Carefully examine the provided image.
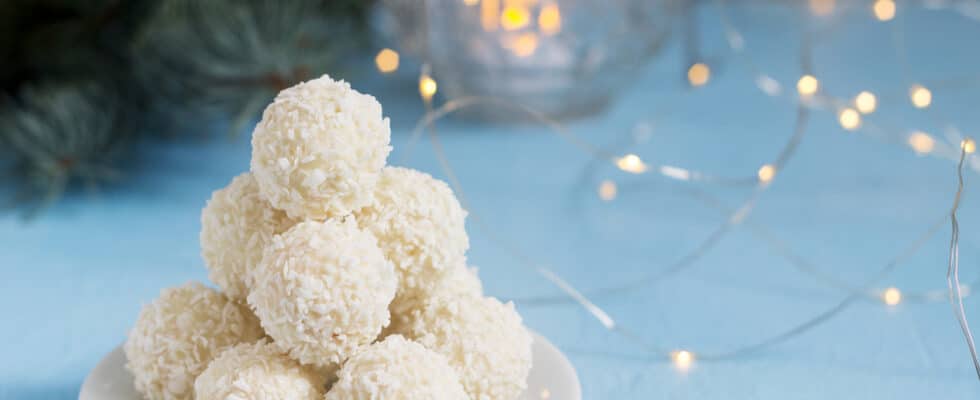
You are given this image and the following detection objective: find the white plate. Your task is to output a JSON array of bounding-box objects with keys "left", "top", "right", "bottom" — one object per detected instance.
[{"left": 79, "top": 332, "right": 580, "bottom": 400}]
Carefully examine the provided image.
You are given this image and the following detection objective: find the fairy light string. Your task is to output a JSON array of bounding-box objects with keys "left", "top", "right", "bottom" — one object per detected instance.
[
  {"left": 948, "top": 147, "right": 980, "bottom": 379},
  {"left": 393, "top": 0, "right": 980, "bottom": 373}
]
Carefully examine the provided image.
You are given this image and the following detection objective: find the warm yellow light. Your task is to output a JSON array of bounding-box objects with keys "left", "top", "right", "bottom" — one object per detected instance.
[
  {"left": 883, "top": 287, "right": 902, "bottom": 305},
  {"left": 910, "top": 84, "right": 932, "bottom": 108},
  {"left": 838, "top": 108, "right": 861, "bottom": 131},
  {"left": 503, "top": 32, "right": 539, "bottom": 57},
  {"left": 616, "top": 154, "right": 648, "bottom": 174},
  {"left": 854, "top": 91, "right": 877, "bottom": 114},
  {"left": 873, "top": 0, "right": 896, "bottom": 21},
  {"left": 540, "top": 388, "right": 551, "bottom": 399},
  {"left": 963, "top": 138, "right": 976, "bottom": 154},
  {"left": 463, "top": 0, "right": 479, "bottom": 5},
  {"left": 374, "top": 48, "right": 399, "bottom": 74},
  {"left": 797, "top": 74, "right": 819, "bottom": 96},
  {"left": 598, "top": 180, "right": 617, "bottom": 201},
  {"left": 672, "top": 350, "right": 694, "bottom": 370},
  {"left": 538, "top": 3, "right": 561, "bottom": 35},
  {"left": 501, "top": 5, "right": 531, "bottom": 30},
  {"left": 809, "top": 0, "right": 835, "bottom": 16},
  {"left": 419, "top": 75, "right": 438, "bottom": 101},
  {"left": 687, "top": 62, "right": 711, "bottom": 87},
  {"left": 908, "top": 131, "right": 935, "bottom": 154},
  {"left": 757, "top": 164, "right": 776, "bottom": 183},
  {"left": 481, "top": 0, "right": 500, "bottom": 31}
]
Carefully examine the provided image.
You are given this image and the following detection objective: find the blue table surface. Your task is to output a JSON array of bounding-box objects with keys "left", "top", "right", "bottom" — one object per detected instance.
[{"left": 4, "top": 4, "right": 980, "bottom": 399}]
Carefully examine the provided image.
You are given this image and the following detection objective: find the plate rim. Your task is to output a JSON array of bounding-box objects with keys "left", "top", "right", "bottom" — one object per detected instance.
[{"left": 79, "top": 331, "right": 581, "bottom": 400}]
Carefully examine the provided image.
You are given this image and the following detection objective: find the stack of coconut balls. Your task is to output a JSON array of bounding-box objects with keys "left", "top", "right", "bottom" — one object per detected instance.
[{"left": 123, "top": 75, "right": 532, "bottom": 400}]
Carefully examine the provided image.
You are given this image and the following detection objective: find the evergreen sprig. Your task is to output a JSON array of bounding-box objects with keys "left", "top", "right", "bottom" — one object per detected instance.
[
  {"left": 0, "top": 0, "right": 374, "bottom": 213},
  {"left": 1, "top": 81, "right": 128, "bottom": 210}
]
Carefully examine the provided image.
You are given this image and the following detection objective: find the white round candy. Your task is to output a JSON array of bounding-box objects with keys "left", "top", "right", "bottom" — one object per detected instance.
[
  {"left": 200, "top": 172, "right": 294, "bottom": 300},
  {"left": 355, "top": 166, "right": 469, "bottom": 317},
  {"left": 401, "top": 296, "right": 532, "bottom": 400},
  {"left": 124, "top": 282, "right": 264, "bottom": 400},
  {"left": 194, "top": 339, "right": 325, "bottom": 400},
  {"left": 250, "top": 75, "right": 391, "bottom": 220},
  {"left": 247, "top": 218, "right": 396, "bottom": 374},
  {"left": 385, "top": 263, "right": 483, "bottom": 336},
  {"left": 325, "top": 335, "right": 468, "bottom": 400}
]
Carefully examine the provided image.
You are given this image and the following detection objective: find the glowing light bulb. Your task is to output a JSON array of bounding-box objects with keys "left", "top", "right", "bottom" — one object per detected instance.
[
  {"left": 672, "top": 350, "right": 694, "bottom": 370},
  {"left": 374, "top": 48, "right": 399, "bottom": 74},
  {"left": 481, "top": 0, "right": 500, "bottom": 31},
  {"left": 501, "top": 5, "right": 530, "bottom": 30},
  {"left": 504, "top": 32, "right": 539, "bottom": 57},
  {"left": 838, "top": 108, "right": 861, "bottom": 131},
  {"left": 810, "top": 0, "right": 835, "bottom": 16},
  {"left": 883, "top": 287, "right": 902, "bottom": 305},
  {"left": 538, "top": 3, "right": 561, "bottom": 35},
  {"left": 757, "top": 164, "right": 776, "bottom": 183},
  {"left": 687, "top": 62, "right": 711, "bottom": 87},
  {"left": 419, "top": 75, "right": 438, "bottom": 101},
  {"left": 909, "top": 84, "right": 932, "bottom": 108},
  {"left": 873, "top": 0, "right": 896, "bottom": 21},
  {"left": 963, "top": 138, "right": 976, "bottom": 154},
  {"left": 598, "top": 180, "right": 617, "bottom": 201},
  {"left": 908, "top": 131, "right": 935, "bottom": 154},
  {"left": 616, "top": 154, "right": 648, "bottom": 174},
  {"left": 854, "top": 91, "right": 877, "bottom": 114},
  {"left": 797, "top": 74, "right": 819, "bottom": 96}
]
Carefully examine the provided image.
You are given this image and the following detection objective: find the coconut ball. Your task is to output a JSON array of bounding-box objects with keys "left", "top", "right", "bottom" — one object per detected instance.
[
  {"left": 355, "top": 166, "right": 469, "bottom": 316},
  {"left": 325, "top": 335, "right": 468, "bottom": 400},
  {"left": 401, "top": 296, "right": 532, "bottom": 400},
  {"left": 385, "top": 264, "right": 483, "bottom": 336},
  {"left": 124, "top": 282, "right": 264, "bottom": 400},
  {"left": 194, "top": 339, "right": 325, "bottom": 400},
  {"left": 247, "top": 218, "right": 396, "bottom": 374},
  {"left": 250, "top": 75, "right": 391, "bottom": 220},
  {"left": 200, "top": 172, "right": 295, "bottom": 300},
  {"left": 436, "top": 265, "right": 483, "bottom": 299}
]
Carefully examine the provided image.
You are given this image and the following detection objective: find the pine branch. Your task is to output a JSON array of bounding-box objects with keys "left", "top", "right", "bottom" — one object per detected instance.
[
  {"left": 132, "top": 0, "right": 371, "bottom": 135},
  {"left": 0, "top": 80, "right": 129, "bottom": 212}
]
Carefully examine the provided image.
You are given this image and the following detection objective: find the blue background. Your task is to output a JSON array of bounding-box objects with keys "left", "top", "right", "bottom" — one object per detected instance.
[{"left": 4, "top": 3, "right": 980, "bottom": 399}]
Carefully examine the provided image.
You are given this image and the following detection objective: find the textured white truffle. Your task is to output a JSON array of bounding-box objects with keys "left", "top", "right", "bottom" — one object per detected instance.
[
  {"left": 124, "top": 282, "right": 264, "bottom": 400},
  {"left": 247, "top": 218, "right": 396, "bottom": 374},
  {"left": 386, "top": 264, "right": 483, "bottom": 336},
  {"left": 194, "top": 339, "right": 325, "bottom": 400},
  {"left": 325, "top": 335, "right": 468, "bottom": 400},
  {"left": 355, "top": 166, "right": 469, "bottom": 316},
  {"left": 200, "top": 172, "right": 295, "bottom": 300},
  {"left": 400, "top": 296, "right": 532, "bottom": 400},
  {"left": 250, "top": 75, "right": 391, "bottom": 220}
]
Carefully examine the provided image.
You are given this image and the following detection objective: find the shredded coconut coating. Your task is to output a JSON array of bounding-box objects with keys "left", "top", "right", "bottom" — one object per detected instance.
[
  {"left": 386, "top": 264, "right": 483, "bottom": 336},
  {"left": 200, "top": 172, "right": 295, "bottom": 300},
  {"left": 250, "top": 75, "right": 391, "bottom": 220},
  {"left": 401, "top": 296, "right": 532, "bottom": 400},
  {"left": 325, "top": 335, "right": 468, "bottom": 400},
  {"left": 247, "top": 218, "right": 396, "bottom": 374},
  {"left": 194, "top": 339, "right": 325, "bottom": 400},
  {"left": 124, "top": 282, "right": 265, "bottom": 400},
  {"left": 355, "top": 166, "right": 469, "bottom": 317}
]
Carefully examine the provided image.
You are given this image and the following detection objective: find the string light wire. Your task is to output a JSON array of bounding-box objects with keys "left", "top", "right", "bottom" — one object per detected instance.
[
  {"left": 396, "top": 0, "right": 980, "bottom": 374},
  {"left": 948, "top": 148, "right": 980, "bottom": 379}
]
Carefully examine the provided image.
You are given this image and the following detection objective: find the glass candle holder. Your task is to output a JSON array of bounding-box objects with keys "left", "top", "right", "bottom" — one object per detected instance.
[{"left": 424, "top": 0, "right": 679, "bottom": 121}]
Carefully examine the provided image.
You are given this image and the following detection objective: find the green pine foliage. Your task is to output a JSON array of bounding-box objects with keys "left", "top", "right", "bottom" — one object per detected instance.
[
  {"left": 1, "top": 81, "right": 128, "bottom": 211},
  {"left": 0, "top": 0, "right": 374, "bottom": 213}
]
